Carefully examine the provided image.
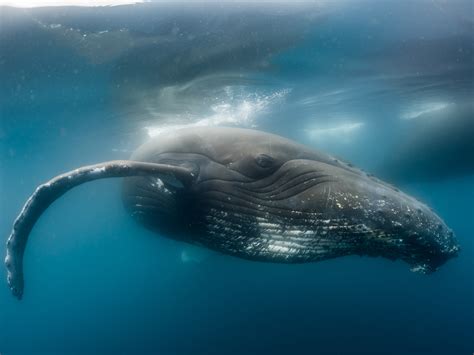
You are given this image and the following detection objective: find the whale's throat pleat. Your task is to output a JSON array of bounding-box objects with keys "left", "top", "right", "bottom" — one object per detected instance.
[
  {"left": 123, "top": 176, "right": 195, "bottom": 236},
  {"left": 124, "top": 172, "right": 391, "bottom": 264},
  {"left": 196, "top": 205, "right": 363, "bottom": 263},
  {"left": 193, "top": 169, "right": 365, "bottom": 263}
]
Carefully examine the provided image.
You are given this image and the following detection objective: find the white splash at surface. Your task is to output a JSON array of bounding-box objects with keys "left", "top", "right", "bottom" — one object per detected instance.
[{"left": 145, "top": 87, "right": 291, "bottom": 138}]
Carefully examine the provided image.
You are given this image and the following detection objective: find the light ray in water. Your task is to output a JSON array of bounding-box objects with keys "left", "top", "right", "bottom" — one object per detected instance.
[
  {"left": 401, "top": 101, "right": 453, "bottom": 120},
  {"left": 306, "top": 122, "right": 364, "bottom": 142}
]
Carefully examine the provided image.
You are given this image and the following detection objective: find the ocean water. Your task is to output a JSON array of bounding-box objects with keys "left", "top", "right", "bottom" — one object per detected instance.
[{"left": 0, "top": 1, "right": 473, "bottom": 354}]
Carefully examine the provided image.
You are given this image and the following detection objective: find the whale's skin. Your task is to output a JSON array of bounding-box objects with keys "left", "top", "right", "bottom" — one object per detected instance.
[
  {"left": 5, "top": 127, "right": 460, "bottom": 299},
  {"left": 122, "top": 127, "right": 459, "bottom": 270}
]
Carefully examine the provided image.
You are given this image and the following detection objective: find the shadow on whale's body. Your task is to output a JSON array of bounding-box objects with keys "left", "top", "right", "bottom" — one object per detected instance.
[{"left": 5, "top": 127, "right": 459, "bottom": 300}]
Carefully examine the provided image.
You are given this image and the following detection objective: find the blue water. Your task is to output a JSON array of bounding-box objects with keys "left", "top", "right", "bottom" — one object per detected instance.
[{"left": 1, "top": 2, "right": 473, "bottom": 354}]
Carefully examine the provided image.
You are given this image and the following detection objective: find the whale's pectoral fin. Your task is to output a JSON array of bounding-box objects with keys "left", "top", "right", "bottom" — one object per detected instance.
[{"left": 5, "top": 160, "right": 194, "bottom": 300}]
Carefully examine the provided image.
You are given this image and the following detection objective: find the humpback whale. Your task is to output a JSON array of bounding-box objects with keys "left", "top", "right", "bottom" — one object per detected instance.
[{"left": 5, "top": 127, "right": 459, "bottom": 299}]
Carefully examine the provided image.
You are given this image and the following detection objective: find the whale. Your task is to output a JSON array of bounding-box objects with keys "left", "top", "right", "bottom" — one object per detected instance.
[{"left": 5, "top": 127, "right": 460, "bottom": 299}]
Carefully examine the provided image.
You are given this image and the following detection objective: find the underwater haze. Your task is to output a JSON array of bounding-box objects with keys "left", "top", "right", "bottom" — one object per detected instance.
[{"left": 0, "top": 1, "right": 473, "bottom": 354}]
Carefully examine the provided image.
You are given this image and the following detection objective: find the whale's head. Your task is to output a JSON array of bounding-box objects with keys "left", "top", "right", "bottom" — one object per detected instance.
[{"left": 123, "top": 127, "right": 459, "bottom": 273}]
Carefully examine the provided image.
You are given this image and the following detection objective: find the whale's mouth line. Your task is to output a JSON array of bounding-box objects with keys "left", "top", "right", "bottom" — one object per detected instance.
[
  {"left": 240, "top": 172, "right": 333, "bottom": 198},
  {"left": 196, "top": 161, "right": 336, "bottom": 209},
  {"left": 195, "top": 159, "right": 336, "bottom": 188}
]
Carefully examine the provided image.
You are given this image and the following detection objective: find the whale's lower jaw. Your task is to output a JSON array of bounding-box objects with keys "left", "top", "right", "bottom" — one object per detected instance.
[
  {"left": 122, "top": 174, "right": 459, "bottom": 272},
  {"left": 181, "top": 206, "right": 455, "bottom": 271}
]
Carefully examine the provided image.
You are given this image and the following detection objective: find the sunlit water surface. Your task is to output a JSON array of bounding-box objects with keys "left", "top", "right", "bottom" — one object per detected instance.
[{"left": 0, "top": 1, "right": 473, "bottom": 354}]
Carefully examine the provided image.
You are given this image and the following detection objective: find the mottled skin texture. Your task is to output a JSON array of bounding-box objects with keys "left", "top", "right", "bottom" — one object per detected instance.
[
  {"left": 5, "top": 127, "right": 459, "bottom": 299},
  {"left": 123, "top": 128, "right": 459, "bottom": 268}
]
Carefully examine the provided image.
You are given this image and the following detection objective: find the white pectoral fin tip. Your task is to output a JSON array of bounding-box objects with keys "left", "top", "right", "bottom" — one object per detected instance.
[{"left": 4, "top": 160, "right": 193, "bottom": 300}]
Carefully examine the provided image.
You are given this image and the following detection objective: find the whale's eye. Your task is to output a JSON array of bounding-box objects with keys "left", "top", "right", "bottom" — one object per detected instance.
[{"left": 255, "top": 154, "right": 275, "bottom": 169}]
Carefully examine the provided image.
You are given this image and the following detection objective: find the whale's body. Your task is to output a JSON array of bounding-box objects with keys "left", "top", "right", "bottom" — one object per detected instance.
[{"left": 5, "top": 127, "right": 459, "bottom": 299}]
